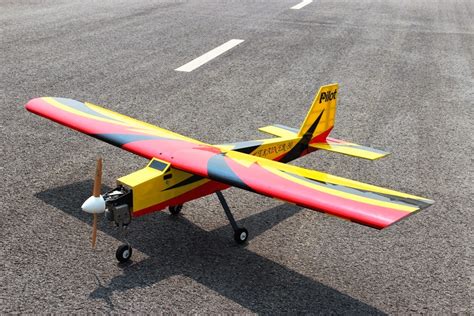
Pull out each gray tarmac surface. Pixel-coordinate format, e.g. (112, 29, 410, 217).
(1, 0, 473, 314)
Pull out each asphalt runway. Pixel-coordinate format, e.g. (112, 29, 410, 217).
(1, 0, 473, 314)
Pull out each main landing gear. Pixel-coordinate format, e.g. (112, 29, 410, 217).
(168, 193, 248, 244)
(216, 191, 249, 244)
(168, 204, 183, 215)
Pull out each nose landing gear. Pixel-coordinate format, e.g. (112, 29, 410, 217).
(103, 186, 134, 263)
(116, 244, 133, 263)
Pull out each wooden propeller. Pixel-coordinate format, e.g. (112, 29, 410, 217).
(91, 158, 102, 249)
(81, 158, 106, 249)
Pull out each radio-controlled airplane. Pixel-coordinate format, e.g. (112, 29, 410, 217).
(26, 83, 433, 262)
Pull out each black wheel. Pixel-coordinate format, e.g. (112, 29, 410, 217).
(116, 244, 132, 263)
(169, 204, 183, 215)
(234, 228, 248, 244)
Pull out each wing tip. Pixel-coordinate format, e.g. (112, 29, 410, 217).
(25, 97, 62, 111)
(380, 198, 434, 229)
(25, 97, 47, 113)
(365, 151, 390, 160)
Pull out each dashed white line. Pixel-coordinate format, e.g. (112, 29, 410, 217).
(290, 0, 313, 10)
(175, 39, 244, 72)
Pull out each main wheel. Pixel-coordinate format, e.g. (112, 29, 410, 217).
(169, 204, 183, 215)
(234, 228, 248, 244)
(116, 244, 132, 263)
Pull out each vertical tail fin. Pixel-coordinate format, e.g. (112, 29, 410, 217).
(298, 83, 338, 143)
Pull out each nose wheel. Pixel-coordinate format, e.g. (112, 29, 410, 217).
(116, 244, 133, 263)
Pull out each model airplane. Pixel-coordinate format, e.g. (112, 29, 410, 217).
(26, 83, 433, 262)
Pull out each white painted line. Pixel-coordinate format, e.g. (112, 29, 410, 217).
(290, 0, 312, 10)
(175, 39, 244, 72)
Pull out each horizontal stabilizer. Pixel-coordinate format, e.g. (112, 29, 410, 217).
(258, 124, 298, 138)
(310, 137, 389, 160)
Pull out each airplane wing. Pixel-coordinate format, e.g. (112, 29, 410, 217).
(169, 149, 433, 229)
(25, 97, 211, 160)
(26, 97, 433, 229)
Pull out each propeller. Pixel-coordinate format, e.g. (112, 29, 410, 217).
(81, 158, 106, 249)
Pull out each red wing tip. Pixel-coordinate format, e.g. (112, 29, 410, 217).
(25, 97, 48, 110)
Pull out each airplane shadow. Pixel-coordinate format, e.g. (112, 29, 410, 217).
(36, 180, 384, 314)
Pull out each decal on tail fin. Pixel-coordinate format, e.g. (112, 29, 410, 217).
(302, 84, 390, 160)
(298, 83, 338, 143)
(243, 83, 388, 161)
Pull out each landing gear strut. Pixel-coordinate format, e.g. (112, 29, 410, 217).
(169, 204, 183, 215)
(215, 191, 248, 244)
(115, 226, 132, 263)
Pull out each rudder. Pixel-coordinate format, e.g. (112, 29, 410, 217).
(297, 83, 338, 143)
